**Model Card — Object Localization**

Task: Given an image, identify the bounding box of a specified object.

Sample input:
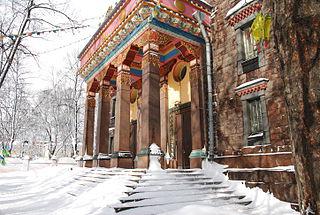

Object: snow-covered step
[136,179,222,187]
[143,172,204,177]
[120,189,235,203]
[139,175,213,182]
[126,184,229,196]
[94,168,146,176]
[116,199,252,215]
[74,177,106,183]
[113,194,249,213]
[165,168,201,172]
[133,182,227,192]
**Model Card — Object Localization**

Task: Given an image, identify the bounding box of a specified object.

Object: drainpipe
[193,11,217,161]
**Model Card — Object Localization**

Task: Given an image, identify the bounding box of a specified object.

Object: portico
[78,0,212,169]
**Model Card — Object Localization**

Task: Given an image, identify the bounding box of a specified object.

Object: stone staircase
[67,167,252,215]
[66,168,145,197]
[112,169,252,215]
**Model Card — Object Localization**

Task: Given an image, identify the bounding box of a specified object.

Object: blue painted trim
[84,20,149,82]
[131,68,142,76]
[84,18,204,82]
[160,49,180,62]
[150,19,205,44]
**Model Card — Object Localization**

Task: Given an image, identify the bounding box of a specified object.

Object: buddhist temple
[78,0,297,205]
[78,0,212,169]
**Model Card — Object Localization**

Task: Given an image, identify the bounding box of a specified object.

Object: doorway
[173,102,192,169]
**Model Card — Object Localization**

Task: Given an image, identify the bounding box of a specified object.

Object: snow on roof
[235,78,269,92]
[199,0,212,7]
[226,0,255,18]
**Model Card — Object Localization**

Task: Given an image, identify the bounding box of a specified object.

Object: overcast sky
[25,0,118,91]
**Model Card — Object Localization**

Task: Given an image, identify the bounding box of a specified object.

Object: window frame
[240,90,270,147]
[235,13,264,74]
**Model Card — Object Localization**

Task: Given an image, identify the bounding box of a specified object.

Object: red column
[82,92,96,167]
[160,78,169,157]
[111,65,133,168]
[137,42,161,168]
[189,58,205,168]
[94,82,111,167]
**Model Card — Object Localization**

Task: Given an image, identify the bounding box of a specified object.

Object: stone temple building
[78,0,297,205]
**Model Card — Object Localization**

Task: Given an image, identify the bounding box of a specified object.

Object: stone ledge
[215,152,293,168]
[227,169,298,203]
[111,151,133,158]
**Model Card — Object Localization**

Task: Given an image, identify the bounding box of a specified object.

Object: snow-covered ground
[0,158,298,215]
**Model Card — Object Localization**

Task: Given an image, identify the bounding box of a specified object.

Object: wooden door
[175,103,192,169]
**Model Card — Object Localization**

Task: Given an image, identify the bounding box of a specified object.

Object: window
[235,78,270,147]
[247,98,264,146]
[234,15,262,74]
[242,27,258,61]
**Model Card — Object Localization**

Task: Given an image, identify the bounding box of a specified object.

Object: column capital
[99,83,112,101]
[142,51,160,69]
[86,96,96,108]
[190,58,201,67]
[87,91,96,97]
[160,76,168,87]
[86,92,96,109]
[140,29,160,48]
[117,64,130,73]
[116,70,131,88]
[143,43,159,53]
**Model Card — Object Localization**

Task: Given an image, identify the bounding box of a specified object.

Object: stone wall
[207,0,291,156]
[205,0,297,204]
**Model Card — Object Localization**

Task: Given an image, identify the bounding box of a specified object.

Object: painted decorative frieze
[78,0,211,82]
[227,1,262,26]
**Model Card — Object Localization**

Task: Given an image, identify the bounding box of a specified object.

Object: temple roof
[79,0,212,59]
[78,0,213,82]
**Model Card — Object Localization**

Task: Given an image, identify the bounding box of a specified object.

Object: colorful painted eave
[78,0,213,82]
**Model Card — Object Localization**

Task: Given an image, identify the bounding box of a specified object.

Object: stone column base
[110,151,133,168]
[136,155,149,169]
[189,149,206,168]
[190,157,202,168]
[83,155,94,168]
[111,157,133,168]
[97,154,111,168]
[84,160,93,168]
[98,159,111,168]
[75,156,83,167]
[92,155,98,167]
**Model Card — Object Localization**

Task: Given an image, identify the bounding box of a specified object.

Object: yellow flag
[264,14,272,41]
[251,12,264,43]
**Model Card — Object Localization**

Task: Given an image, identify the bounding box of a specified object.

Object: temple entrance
[174,102,192,169]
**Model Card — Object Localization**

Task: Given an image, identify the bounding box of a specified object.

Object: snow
[148,143,164,172]
[216,151,292,159]
[58,157,77,165]
[235,78,269,91]
[227,165,295,172]
[226,0,255,18]
[0,158,298,215]
[235,78,269,92]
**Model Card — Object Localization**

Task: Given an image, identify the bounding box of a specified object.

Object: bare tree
[268,0,320,214]
[30,60,84,158]
[0,0,76,88]
[63,54,85,156]
[0,52,30,153]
